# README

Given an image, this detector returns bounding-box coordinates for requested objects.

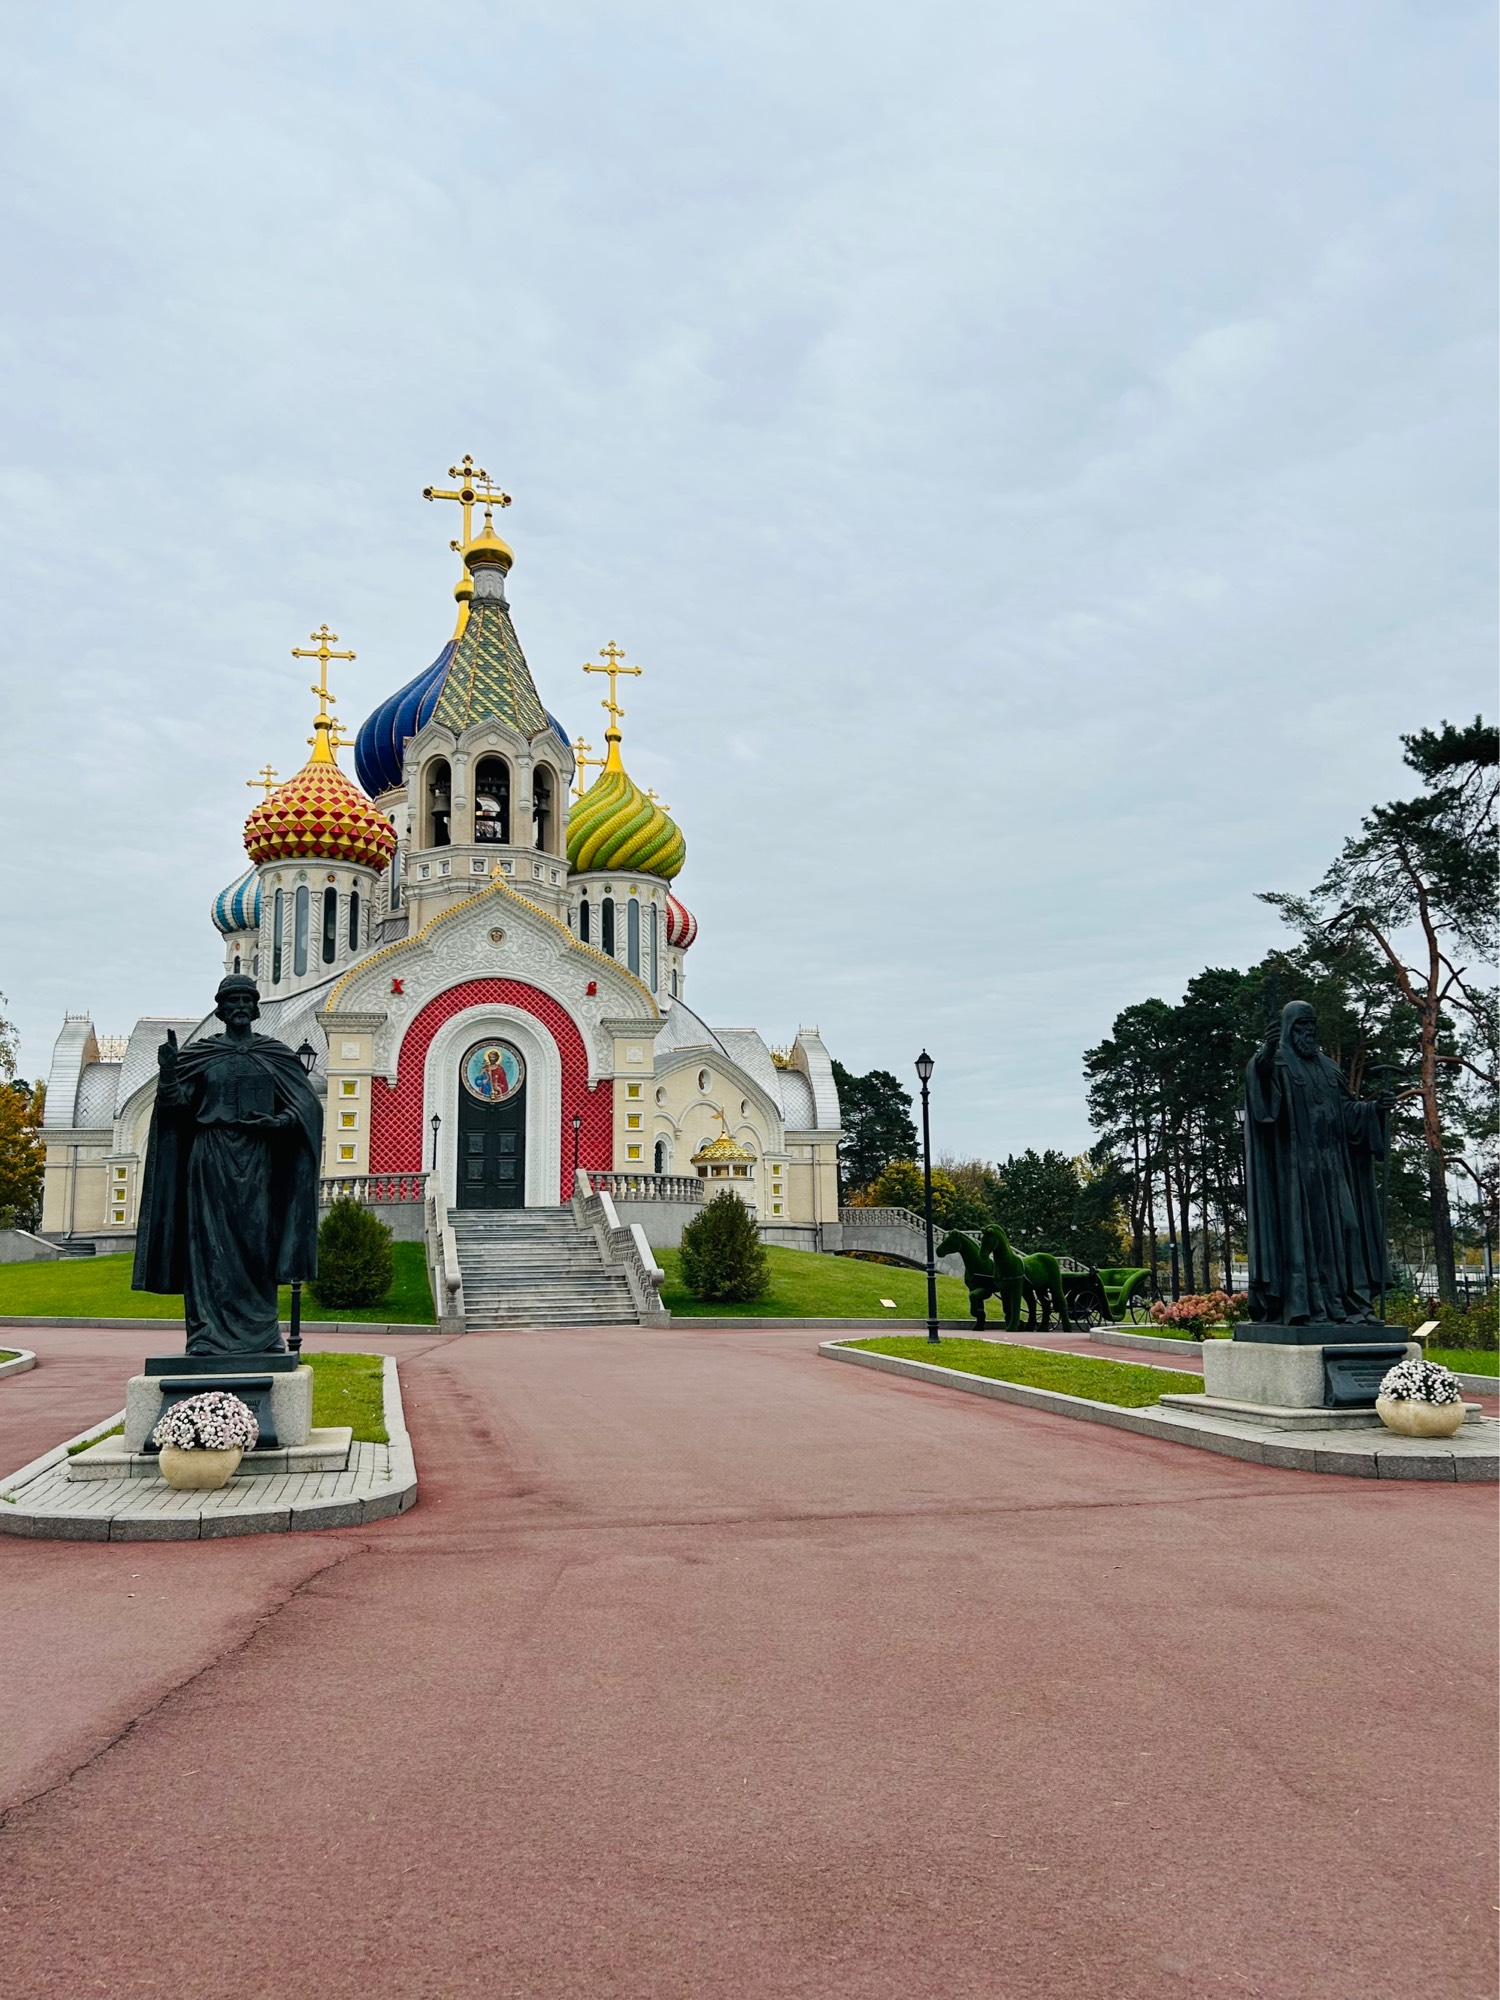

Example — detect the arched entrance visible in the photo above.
[456,1037,527,1209]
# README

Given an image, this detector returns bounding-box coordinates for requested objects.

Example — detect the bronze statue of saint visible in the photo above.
[1243,999,1388,1326]
[132,976,322,1354]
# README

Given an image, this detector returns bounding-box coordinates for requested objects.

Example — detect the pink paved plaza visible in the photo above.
[1,1324,1495,2000]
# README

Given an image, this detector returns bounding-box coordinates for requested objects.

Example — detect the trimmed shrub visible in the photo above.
[309,1197,395,1310]
[1385,1293,1498,1352]
[679,1191,770,1303]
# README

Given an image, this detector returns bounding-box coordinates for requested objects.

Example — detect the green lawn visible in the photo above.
[0,1349,18,1363]
[658,1244,975,1319]
[0,1244,435,1325]
[1430,1346,1497,1376]
[64,1351,387,1451]
[848,1336,1202,1408]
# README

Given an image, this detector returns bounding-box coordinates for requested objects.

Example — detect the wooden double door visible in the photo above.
[456,1038,527,1209]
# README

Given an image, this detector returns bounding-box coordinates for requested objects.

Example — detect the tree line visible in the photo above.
[832,717,1497,1305]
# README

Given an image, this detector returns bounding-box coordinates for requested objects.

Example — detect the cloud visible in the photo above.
[0,0,1492,1157]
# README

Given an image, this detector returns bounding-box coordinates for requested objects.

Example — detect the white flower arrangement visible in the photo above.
[152,1391,260,1452]
[1378,1357,1463,1407]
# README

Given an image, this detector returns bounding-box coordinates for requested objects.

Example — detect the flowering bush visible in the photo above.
[1150,1291,1249,1339]
[152,1391,259,1452]
[1378,1358,1463,1407]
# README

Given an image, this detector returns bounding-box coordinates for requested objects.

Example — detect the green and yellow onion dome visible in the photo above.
[566,741,685,880]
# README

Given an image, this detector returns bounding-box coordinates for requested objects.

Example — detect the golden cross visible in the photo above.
[291,625,356,713]
[318,718,354,762]
[423,454,512,551]
[246,763,279,799]
[646,786,672,813]
[571,736,603,799]
[582,641,642,763]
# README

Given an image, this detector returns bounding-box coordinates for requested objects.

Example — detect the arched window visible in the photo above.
[389,847,403,911]
[649,903,659,991]
[627,897,641,975]
[425,759,452,847]
[601,895,615,956]
[654,1139,668,1175]
[670,966,678,998]
[232,951,241,975]
[272,888,285,984]
[348,889,360,951]
[321,887,338,964]
[474,756,510,844]
[533,766,554,852]
[293,885,310,976]
[578,893,590,943]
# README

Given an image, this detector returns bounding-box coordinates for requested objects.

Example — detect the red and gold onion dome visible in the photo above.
[244,709,397,872]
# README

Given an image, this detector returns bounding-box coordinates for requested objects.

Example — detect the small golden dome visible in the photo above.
[691,1133,755,1164]
[462,511,514,571]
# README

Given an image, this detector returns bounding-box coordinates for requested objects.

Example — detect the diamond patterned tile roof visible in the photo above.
[244,753,397,872]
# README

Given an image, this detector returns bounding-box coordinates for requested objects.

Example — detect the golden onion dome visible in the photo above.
[691,1132,755,1164]
[462,510,514,571]
[244,718,397,873]
[566,738,685,880]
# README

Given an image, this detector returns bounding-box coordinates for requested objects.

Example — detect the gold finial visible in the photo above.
[582,641,643,772]
[292,625,356,766]
[246,763,279,800]
[571,736,604,800]
[423,454,512,553]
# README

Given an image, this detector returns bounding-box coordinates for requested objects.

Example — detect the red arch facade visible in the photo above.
[368,978,612,1199]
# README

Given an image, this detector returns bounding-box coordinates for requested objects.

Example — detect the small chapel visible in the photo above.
[40,461,844,1314]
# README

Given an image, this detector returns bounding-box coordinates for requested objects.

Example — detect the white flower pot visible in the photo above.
[1375,1395,1465,1440]
[158,1445,243,1490]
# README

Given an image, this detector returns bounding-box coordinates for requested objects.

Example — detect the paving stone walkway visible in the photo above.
[0,1320,1494,2000]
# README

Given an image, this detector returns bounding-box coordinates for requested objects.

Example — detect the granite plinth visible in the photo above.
[143,1351,299,1374]
[68,1426,352,1480]
[1203,1338,1415,1411]
[1235,1322,1402,1347]
[124,1364,313,1451]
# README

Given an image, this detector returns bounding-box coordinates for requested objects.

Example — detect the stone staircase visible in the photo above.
[450,1207,642,1328]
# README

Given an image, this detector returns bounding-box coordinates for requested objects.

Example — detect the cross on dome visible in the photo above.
[583,641,642,770]
[292,625,356,765]
[423,455,511,553]
[571,736,603,799]
[245,763,279,799]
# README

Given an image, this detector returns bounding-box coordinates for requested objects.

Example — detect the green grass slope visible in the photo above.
[849,1336,1202,1406]
[658,1244,974,1318]
[0,1242,435,1324]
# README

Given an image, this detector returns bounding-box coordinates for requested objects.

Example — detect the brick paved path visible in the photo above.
[1,1323,1495,2000]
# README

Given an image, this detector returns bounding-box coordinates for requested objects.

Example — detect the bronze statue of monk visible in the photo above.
[1243,999,1388,1327]
[132,976,322,1355]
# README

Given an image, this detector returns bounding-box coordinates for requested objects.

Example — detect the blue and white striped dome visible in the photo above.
[211,866,261,936]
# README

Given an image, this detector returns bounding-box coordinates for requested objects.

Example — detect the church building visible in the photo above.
[40,463,843,1293]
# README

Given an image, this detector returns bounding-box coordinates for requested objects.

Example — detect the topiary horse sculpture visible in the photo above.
[935,1226,1072,1333]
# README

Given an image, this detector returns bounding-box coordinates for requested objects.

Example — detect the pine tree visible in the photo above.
[679,1190,769,1303]
[309,1197,395,1310]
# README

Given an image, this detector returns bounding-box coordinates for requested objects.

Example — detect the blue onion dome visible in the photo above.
[211,865,261,936]
[354,640,453,797]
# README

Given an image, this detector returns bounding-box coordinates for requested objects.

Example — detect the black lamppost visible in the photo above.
[292,1039,319,1357]
[915,1050,939,1343]
[572,1111,583,1183]
[430,1112,441,1171]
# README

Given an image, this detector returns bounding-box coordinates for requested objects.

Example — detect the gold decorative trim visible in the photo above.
[326,872,659,1016]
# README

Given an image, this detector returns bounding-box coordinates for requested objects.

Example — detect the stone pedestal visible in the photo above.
[1160,1337,1420,1431]
[125,1362,313,1452]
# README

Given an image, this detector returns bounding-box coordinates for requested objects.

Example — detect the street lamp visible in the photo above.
[915,1050,939,1343]
[430,1112,441,1171]
[572,1111,583,1183]
[291,1038,319,1357]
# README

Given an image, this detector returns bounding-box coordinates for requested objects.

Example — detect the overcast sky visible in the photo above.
[0,1,1493,1158]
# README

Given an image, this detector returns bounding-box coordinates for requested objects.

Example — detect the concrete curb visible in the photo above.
[1091,1327,1223,1357]
[0,1347,37,1378]
[0,1356,418,1539]
[663,1317,980,1332]
[1088,1326,1498,1398]
[818,1341,1499,1481]
[0,1316,442,1336]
